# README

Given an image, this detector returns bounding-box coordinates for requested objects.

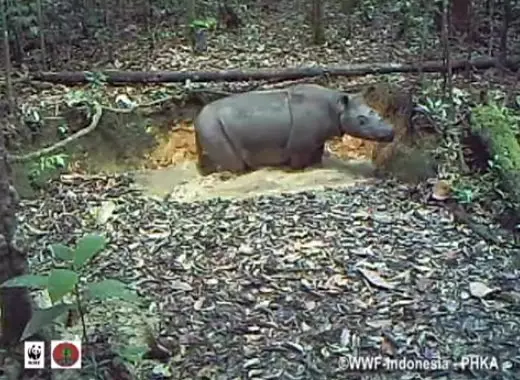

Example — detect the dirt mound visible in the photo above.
[133,117,379,202]
[142,121,199,169]
[133,158,376,202]
[364,83,440,183]
[61,83,438,203]
[142,120,376,170]
[140,83,431,172]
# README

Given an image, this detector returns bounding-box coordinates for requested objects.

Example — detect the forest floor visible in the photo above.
[6,0,520,379]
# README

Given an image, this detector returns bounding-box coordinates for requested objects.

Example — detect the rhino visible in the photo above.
[194,84,394,175]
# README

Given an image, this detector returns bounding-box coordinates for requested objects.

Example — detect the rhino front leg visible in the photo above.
[308,145,325,166]
[287,147,323,171]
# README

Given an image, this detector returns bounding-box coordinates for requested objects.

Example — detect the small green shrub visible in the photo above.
[1,233,140,342]
[28,153,68,179]
[190,17,217,30]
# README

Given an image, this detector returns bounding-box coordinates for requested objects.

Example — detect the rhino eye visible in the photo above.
[358,116,368,126]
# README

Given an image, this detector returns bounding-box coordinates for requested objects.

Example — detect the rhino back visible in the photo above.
[219,91,293,151]
[286,85,342,151]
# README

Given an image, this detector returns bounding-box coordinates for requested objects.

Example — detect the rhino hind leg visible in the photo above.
[196,153,218,176]
[199,128,249,173]
[195,131,216,175]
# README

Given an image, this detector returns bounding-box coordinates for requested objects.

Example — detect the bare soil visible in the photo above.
[133,158,377,202]
[131,122,379,202]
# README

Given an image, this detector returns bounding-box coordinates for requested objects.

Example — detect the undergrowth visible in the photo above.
[419,81,520,234]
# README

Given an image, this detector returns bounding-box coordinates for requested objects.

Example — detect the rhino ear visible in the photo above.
[338,94,350,110]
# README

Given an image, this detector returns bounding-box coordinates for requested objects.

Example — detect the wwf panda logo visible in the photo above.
[27,345,42,360]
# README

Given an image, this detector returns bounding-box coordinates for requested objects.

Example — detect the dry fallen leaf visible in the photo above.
[340,327,350,346]
[96,200,116,224]
[301,322,312,332]
[294,239,326,250]
[358,268,396,290]
[365,319,392,329]
[416,277,433,292]
[238,243,254,254]
[193,297,206,310]
[432,180,451,201]
[324,274,349,289]
[170,280,193,291]
[469,281,497,299]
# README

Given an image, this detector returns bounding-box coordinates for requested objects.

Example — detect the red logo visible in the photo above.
[51,342,80,368]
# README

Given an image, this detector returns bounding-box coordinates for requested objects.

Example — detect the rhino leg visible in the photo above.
[196,153,218,176]
[309,145,324,166]
[287,147,323,171]
[195,132,213,175]
[200,125,249,173]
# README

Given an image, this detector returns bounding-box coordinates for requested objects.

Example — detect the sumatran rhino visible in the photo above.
[194,84,394,175]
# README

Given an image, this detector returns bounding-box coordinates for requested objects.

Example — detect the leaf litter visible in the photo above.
[9,0,520,378]
[15,173,520,379]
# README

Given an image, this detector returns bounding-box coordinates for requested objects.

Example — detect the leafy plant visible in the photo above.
[0,233,139,342]
[62,73,107,106]
[28,153,69,185]
[452,185,475,204]
[190,17,217,31]
[85,71,108,92]
[57,120,69,137]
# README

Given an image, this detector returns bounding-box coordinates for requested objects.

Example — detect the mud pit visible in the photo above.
[133,123,379,202]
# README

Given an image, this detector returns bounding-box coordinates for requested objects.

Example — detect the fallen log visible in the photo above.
[32,55,520,85]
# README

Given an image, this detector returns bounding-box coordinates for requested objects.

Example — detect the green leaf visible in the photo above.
[47,269,78,304]
[20,303,72,341]
[1,275,48,289]
[118,345,148,364]
[73,234,106,269]
[50,243,74,261]
[55,156,66,167]
[86,279,139,302]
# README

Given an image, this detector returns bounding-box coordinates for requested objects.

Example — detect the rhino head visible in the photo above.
[336,93,394,142]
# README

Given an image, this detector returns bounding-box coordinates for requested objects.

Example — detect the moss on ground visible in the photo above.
[472,104,520,173]
[471,104,520,207]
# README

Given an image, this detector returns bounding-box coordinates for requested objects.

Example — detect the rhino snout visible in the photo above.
[344,123,395,142]
[379,128,394,142]
[362,118,395,142]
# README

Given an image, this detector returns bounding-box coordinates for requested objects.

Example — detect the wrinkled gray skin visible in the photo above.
[194,84,394,174]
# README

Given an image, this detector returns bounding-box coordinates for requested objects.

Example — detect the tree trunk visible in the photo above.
[311,0,325,44]
[451,0,471,34]
[1,0,15,114]
[499,0,511,64]
[0,115,33,348]
[435,0,471,36]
